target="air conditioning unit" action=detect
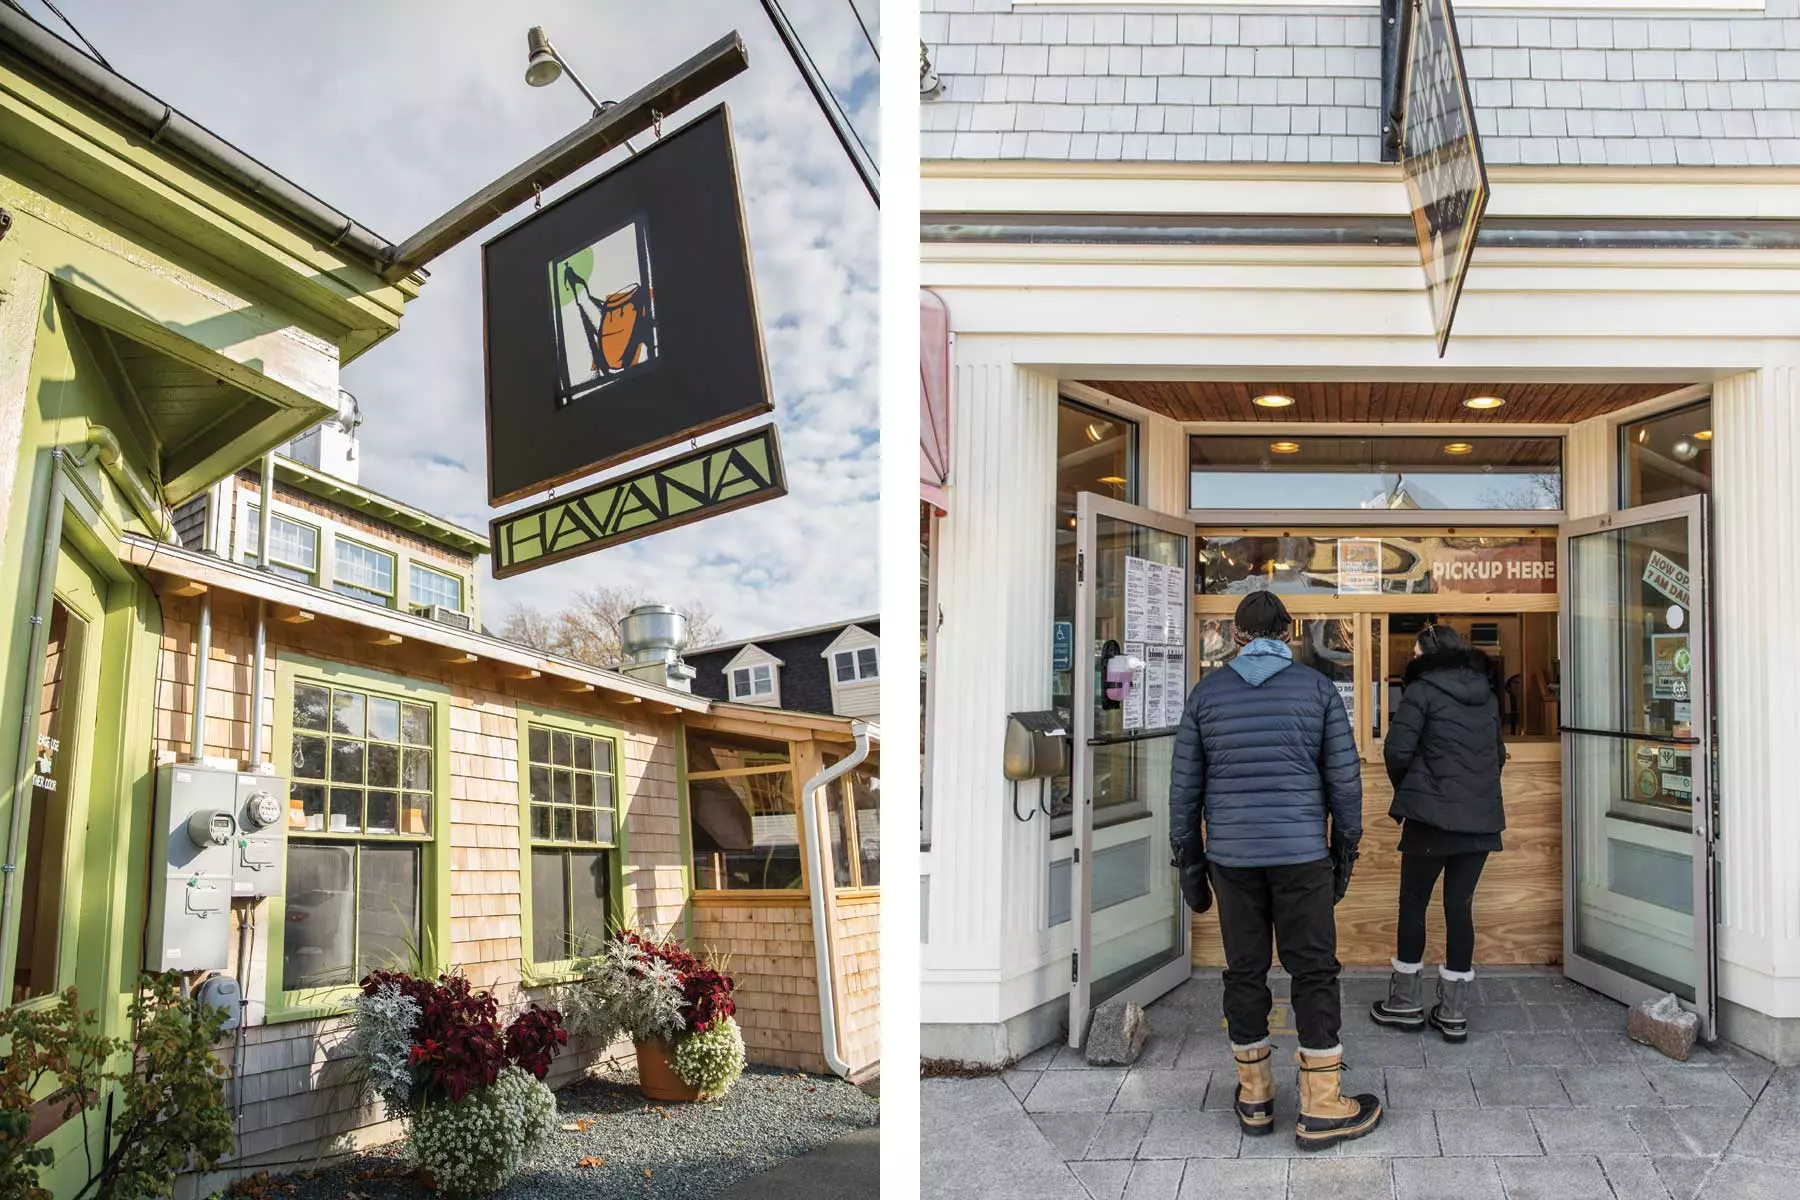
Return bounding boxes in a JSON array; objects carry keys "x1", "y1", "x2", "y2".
[{"x1": 423, "y1": 605, "x2": 472, "y2": 631}]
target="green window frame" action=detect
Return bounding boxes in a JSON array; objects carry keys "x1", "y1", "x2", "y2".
[
  {"x1": 408, "y1": 562, "x2": 464, "y2": 614},
  {"x1": 332, "y1": 536, "x2": 397, "y2": 607},
  {"x1": 516, "y1": 705, "x2": 626, "y2": 980},
  {"x1": 241, "y1": 503, "x2": 321, "y2": 586},
  {"x1": 268, "y1": 657, "x2": 451, "y2": 1020}
]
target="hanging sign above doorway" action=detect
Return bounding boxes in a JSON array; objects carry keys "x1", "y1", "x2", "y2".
[
  {"x1": 1399, "y1": 0, "x2": 1489, "y2": 357},
  {"x1": 489, "y1": 424, "x2": 787, "y2": 578},
  {"x1": 482, "y1": 105, "x2": 774, "y2": 507}
]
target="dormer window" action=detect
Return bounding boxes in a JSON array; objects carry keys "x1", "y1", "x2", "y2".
[
  {"x1": 731, "y1": 664, "x2": 774, "y2": 700},
  {"x1": 833, "y1": 647, "x2": 879, "y2": 682}
]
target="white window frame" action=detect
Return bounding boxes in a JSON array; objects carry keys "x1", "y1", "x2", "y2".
[
  {"x1": 240, "y1": 502, "x2": 322, "y2": 586},
  {"x1": 832, "y1": 647, "x2": 879, "y2": 683},
  {"x1": 333, "y1": 536, "x2": 398, "y2": 608},
  {"x1": 723, "y1": 644, "x2": 783, "y2": 707},
  {"x1": 821, "y1": 625, "x2": 881, "y2": 719},
  {"x1": 732, "y1": 664, "x2": 774, "y2": 699},
  {"x1": 408, "y1": 561, "x2": 465, "y2": 614}
]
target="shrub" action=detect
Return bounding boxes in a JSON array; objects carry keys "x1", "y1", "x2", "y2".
[
  {"x1": 1, "y1": 989, "x2": 112, "y2": 1200},
  {"x1": 353, "y1": 970, "x2": 567, "y2": 1109},
  {"x1": 560, "y1": 936, "x2": 686, "y2": 1047},
  {"x1": 673, "y1": 1017, "x2": 746, "y2": 1099},
  {"x1": 409, "y1": 1067, "x2": 557, "y2": 1199}
]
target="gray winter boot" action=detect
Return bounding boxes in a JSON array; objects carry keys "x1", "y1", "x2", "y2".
[
  {"x1": 1429, "y1": 968, "x2": 1474, "y2": 1043},
  {"x1": 1369, "y1": 960, "x2": 1426, "y2": 1030}
]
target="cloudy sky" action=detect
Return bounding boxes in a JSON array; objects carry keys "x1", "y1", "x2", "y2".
[{"x1": 38, "y1": 0, "x2": 879, "y2": 641}]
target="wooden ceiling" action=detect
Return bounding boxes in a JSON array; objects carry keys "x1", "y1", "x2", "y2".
[
  {"x1": 1190, "y1": 436, "x2": 1561, "y2": 470},
  {"x1": 1083, "y1": 381, "x2": 1686, "y2": 425}
]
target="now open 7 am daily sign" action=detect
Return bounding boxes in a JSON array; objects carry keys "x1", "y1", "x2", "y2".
[
  {"x1": 1400, "y1": 0, "x2": 1489, "y2": 357},
  {"x1": 490, "y1": 424, "x2": 787, "y2": 578},
  {"x1": 482, "y1": 104, "x2": 774, "y2": 506}
]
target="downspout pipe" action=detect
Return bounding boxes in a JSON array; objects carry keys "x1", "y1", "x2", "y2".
[
  {"x1": 85, "y1": 425, "x2": 173, "y2": 541},
  {"x1": 0, "y1": 8, "x2": 396, "y2": 270},
  {"x1": 0, "y1": 453, "x2": 66, "y2": 1001},
  {"x1": 799, "y1": 720, "x2": 874, "y2": 1080}
]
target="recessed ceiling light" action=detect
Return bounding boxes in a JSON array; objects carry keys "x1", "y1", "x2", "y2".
[
  {"x1": 1270, "y1": 441, "x2": 1301, "y2": 454},
  {"x1": 1084, "y1": 422, "x2": 1107, "y2": 443},
  {"x1": 1443, "y1": 442, "x2": 1474, "y2": 455},
  {"x1": 1695, "y1": 429, "x2": 1713, "y2": 441},
  {"x1": 1253, "y1": 394, "x2": 1296, "y2": 409},
  {"x1": 1463, "y1": 395, "x2": 1506, "y2": 410}
]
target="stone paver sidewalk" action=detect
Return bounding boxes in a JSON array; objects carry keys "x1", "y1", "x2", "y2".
[{"x1": 923, "y1": 971, "x2": 1794, "y2": 1200}]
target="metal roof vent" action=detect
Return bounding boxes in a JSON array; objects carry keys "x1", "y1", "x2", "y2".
[{"x1": 619, "y1": 604, "x2": 696, "y2": 693}]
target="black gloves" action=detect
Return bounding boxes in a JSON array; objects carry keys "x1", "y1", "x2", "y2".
[
  {"x1": 1328, "y1": 827, "x2": 1359, "y2": 904},
  {"x1": 1173, "y1": 841, "x2": 1212, "y2": 914}
]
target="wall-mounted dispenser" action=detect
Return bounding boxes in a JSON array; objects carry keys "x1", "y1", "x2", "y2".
[{"x1": 1004, "y1": 710, "x2": 1068, "y2": 782}]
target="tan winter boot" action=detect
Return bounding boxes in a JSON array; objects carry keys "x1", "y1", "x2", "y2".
[
  {"x1": 1294, "y1": 1047, "x2": 1383, "y2": 1150},
  {"x1": 1230, "y1": 1042, "x2": 1276, "y2": 1136}
]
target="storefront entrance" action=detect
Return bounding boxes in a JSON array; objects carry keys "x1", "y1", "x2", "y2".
[{"x1": 1561, "y1": 495, "x2": 1716, "y2": 1038}]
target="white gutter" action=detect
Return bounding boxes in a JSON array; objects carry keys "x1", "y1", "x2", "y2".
[{"x1": 799, "y1": 720, "x2": 875, "y2": 1079}]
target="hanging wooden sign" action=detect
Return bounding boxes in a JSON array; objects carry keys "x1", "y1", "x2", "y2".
[
  {"x1": 482, "y1": 105, "x2": 773, "y2": 505},
  {"x1": 490, "y1": 424, "x2": 787, "y2": 578}
]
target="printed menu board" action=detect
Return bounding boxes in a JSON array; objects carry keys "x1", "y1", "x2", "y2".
[{"x1": 1122, "y1": 556, "x2": 1188, "y2": 730}]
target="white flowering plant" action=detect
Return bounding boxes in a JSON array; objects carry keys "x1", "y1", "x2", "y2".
[
  {"x1": 560, "y1": 934, "x2": 687, "y2": 1047},
  {"x1": 348, "y1": 981, "x2": 422, "y2": 1118},
  {"x1": 408, "y1": 1066, "x2": 557, "y2": 1198},
  {"x1": 673, "y1": 1015, "x2": 746, "y2": 1099}
]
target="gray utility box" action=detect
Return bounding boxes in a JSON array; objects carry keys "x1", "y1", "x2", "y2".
[{"x1": 147, "y1": 764, "x2": 287, "y2": 972}]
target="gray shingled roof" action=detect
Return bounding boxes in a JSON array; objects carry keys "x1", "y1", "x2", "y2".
[{"x1": 922, "y1": 2, "x2": 1800, "y2": 167}]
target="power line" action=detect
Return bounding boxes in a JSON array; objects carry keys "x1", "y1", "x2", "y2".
[
  {"x1": 846, "y1": 0, "x2": 877, "y2": 62},
  {"x1": 13, "y1": 0, "x2": 110, "y2": 68}
]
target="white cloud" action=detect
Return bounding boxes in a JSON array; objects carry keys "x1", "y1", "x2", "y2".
[{"x1": 49, "y1": 0, "x2": 879, "y2": 640}]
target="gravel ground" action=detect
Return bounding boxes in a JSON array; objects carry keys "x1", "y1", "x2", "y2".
[{"x1": 261, "y1": 1065, "x2": 878, "y2": 1200}]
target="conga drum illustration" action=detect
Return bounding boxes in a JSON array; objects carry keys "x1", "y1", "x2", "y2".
[{"x1": 598, "y1": 283, "x2": 654, "y2": 374}]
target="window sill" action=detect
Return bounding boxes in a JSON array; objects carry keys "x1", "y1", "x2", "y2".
[
  {"x1": 266, "y1": 986, "x2": 358, "y2": 1025},
  {"x1": 521, "y1": 960, "x2": 589, "y2": 989},
  {"x1": 691, "y1": 889, "x2": 810, "y2": 906},
  {"x1": 834, "y1": 887, "x2": 881, "y2": 902}
]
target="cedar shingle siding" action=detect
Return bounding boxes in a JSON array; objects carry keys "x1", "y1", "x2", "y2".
[{"x1": 688, "y1": 621, "x2": 881, "y2": 716}]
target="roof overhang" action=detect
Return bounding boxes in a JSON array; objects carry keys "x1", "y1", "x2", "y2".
[
  {"x1": 271, "y1": 456, "x2": 489, "y2": 555},
  {"x1": 121, "y1": 536, "x2": 706, "y2": 712}
]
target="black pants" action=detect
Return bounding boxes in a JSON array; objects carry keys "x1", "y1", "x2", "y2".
[
  {"x1": 1210, "y1": 858, "x2": 1341, "y2": 1051},
  {"x1": 1397, "y1": 852, "x2": 1490, "y2": 973}
]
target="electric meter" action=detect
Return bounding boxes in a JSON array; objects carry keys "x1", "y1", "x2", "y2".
[{"x1": 244, "y1": 790, "x2": 282, "y2": 829}]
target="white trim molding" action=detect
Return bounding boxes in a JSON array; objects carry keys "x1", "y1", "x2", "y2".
[{"x1": 724, "y1": 644, "x2": 783, "y2": 708}]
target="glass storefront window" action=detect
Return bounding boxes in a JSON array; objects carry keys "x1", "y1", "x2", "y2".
[
  {"x1": 684, "y1": 729, "x2": 802, "y2": 891},
  {"x1": 1196, "y1": 533, "x2": 1557, "y2": 596},
  {"x1": 1052, "y1": 400, "x2": 1138, "y2": 829},
  {"x1": 1190, "y1": 435, "x2": 1563, "y2": 511},
  {"x1": 1621, "y1": 400, "x2": 1712, "y2": 508}
]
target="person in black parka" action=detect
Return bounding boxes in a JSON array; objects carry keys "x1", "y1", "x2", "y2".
[
  {"x1": 1369, "y1": 624, "x2": 1507, "y2": 1043},
  {"x1": 1170, "y1": 592, "x2": 1381, "y2": 1150}
]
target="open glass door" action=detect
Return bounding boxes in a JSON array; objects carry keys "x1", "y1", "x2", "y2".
[
  {"x1": 1069, "y1": 493, "x2": 1193, "y2": 1046},
  {"x1": 1560, "y1": 495, "x2": 1715, "y2": 1037}
]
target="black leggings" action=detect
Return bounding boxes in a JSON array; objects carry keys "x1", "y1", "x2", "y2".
[{"x1": 1397, "y1": 852, "x2": 1489, "y2": 973}]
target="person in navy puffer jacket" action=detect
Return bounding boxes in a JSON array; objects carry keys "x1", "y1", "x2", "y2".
[{"x1": 1169, "y1": 591, "x2": 1381, "y2": 1150}]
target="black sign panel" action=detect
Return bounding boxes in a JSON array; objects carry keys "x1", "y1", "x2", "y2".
[
  {"x1": 490, "y1": 424, "x2": 787, "y2": 578},
  {"x1": 1400, "y1": 0, "x2": 1489, "y2": 357},
  {"x1": 482, "y1": 105, "x2": 773, "y2": 505}
]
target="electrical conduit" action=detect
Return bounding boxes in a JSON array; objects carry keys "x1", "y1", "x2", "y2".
[{"x1": 798, "y1": 720, "x2": 874, "y2": 1080}]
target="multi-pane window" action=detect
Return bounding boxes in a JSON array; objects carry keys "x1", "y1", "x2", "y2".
[
  {"x1": 284, "y1": 681, "x2": 433, "y2": 991},
  {"x1": 334, "y1": 539, "x2": 396, "y2": 606},
  {"x1": 686, "y1": 729, "x2": 800, "y2": 890},
  {"x1": 526, "y1": 724, "x2": 618, "y2": 963},
  {"x1": 832, "y1": 646, "x2": 878, "y2": 682},
  {"x1": 242, "y1": 505, "x2": 320, "y2": 586},
  {"x1": 823, "y1": 763, "x2": 881, "y2": 889},
  {"x1": 730, "y1": 664, "x2": 774, "y2": 699},
  {"x1": 408, "y1": 563, "x2": 464, "y2": 614}
]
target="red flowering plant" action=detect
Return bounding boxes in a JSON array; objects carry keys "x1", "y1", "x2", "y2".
[{"x1": 351, "y1": 969, "x2": 568, "y2": 1110}]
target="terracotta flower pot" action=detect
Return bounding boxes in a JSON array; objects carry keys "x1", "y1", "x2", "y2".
[{"x1": 633, "y1": 1039, "x2": 702, "y2": 1103}]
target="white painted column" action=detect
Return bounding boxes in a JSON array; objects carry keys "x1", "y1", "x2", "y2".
[
  {"x1": 923, "y1": 352, "x2": 1060, "y2": 1023},
  {"x1": 1711, "y1": 368, "x2": 1800, "y2": 1021},
  {"x1": 1564, "y1": 415, "x2": 1613, "y2": 521}
]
